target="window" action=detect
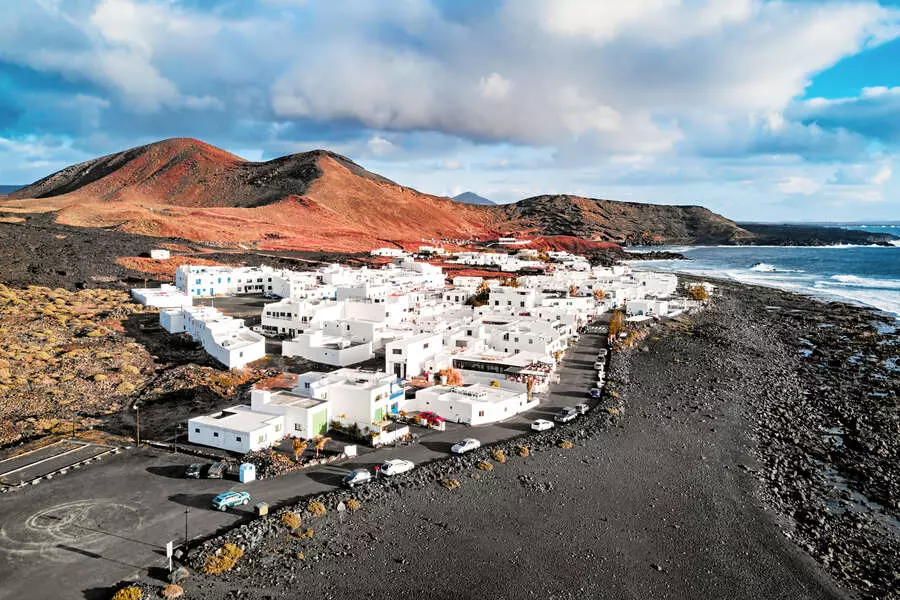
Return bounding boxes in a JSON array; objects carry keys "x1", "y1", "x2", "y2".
[
  {"x1": 194, "y1": 427, "x2": 200, "y2": 433},
  {"x1": 423, "y1": 342, "x2": 429, "y2": 349},
  {"x1": 236, "y1": 436, "x2": 242, "y2": 442},
  {"x1": 392, "y1": 349, "x2": 402, "y2": 355},
  {"x1": 478, "y1": 410, "x2": 484, "y2": 417},
  {"x1": 275, "y1": 424, "x2": 281, "y2": 432},
  {"x1": 294, "y1": 423, "x2": 302, "y2": 431},
  {"x1": 258, "y1": 434, "x2": 265, "y2": 443},
  {"x1": 213, "y1": 432, "x2": 219, "y2": 437},
  {"x1": 520, "y1": 302, "x2": 525, "y2": 307}
]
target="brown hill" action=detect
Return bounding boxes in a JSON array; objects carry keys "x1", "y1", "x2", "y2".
[
  {"x1": 495, "y1": 194, "x2": 755, "y2": 245},
  {"x1": 2, "y1": 138, "x2": 753, "y2": 251}
]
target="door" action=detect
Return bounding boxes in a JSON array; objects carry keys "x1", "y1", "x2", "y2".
[
  {"x1": 374, "y1": 407, "x2": 384, "y2": 423},
  {"x1": 311, "y1": 410, "x2": 328, "y2": 436}
]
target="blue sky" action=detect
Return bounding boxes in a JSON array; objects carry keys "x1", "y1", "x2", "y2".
[{"x1": 2, "y1": 0, "x2": 900, "y2": 222}]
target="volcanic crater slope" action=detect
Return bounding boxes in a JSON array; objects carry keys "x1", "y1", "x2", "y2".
[{"x1": 4, "y1": 137, "x2": 756, "y2": 251}]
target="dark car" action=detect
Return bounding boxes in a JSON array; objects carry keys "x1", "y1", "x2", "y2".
[
  {"x1": 184, "y1": 463, "x2": 204, "y2": 479},
  {"x1": 206, "y1": 462, "x2": 227, "y2": 479}
]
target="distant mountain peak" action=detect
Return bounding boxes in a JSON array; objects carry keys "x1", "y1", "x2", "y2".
[{"x1": 452, "y1": 191, "x2": 495, "y2": 205}]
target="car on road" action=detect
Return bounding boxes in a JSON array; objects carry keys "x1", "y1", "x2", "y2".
[
  {"x1": 206, "y1": 462, "x2": 227, "y2": 479},
  {"x1": 596, "y1": 379, "x2": 605, "y2": 388},
  {"x1": 379, "y1": 459, "x2": 415, "y2": 477},
  {"x1": 588, "y1": 387, "x2": 602, "y2": 399},
  {"x1": 597, "y1": 348, "x2": 608, "y2": 358},
  {"x1": 571, "y1": 333, "x2": 581, "y2": 343},
  {"x1": 554, "y1": 407, "x2": 578, "y2": 423},
  {"x1": 211, "y1": 491, "x2": 250, "y2": 511},
  {"x1": 416, "y1": 411, "x2": 445, "y2": 428},
  {"x1": 575, "y1": 403, "x2": 590, "y2": 414},
  {"x1": 531, "y1": 419, "x2": 555, "y2": 431},
  {"x1": 184, "y1": 463, "x2": 204, "y2": 479},
  {"x1": 451, "y1": 438, "x2": 481, "y2": 454},
  {"x1": 342, "y1": 469, "x2": 373, "y2": 488},
  {"x1": 593, "y1": 361, "x2": 606, "y2": 370}
]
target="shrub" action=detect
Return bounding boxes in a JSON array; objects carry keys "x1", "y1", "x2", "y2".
[
  {"x1": 93, "y1": 374, "x2": 108, "y2": 382},
  {"x1": 438, "y1": 368, "x2": 464, "y2": 386},
  {"x1": 558, "y1": 440, "x2": 575, "y2": 449},
  {"x1": 491, "y1": 449, "x2": 507, "y2": 464},
  {"x1": 296, "y1": 552, "x2": 305, "y2": 560},
  {"x1": 85, "y1": 329, "x2": 104, "y2": 338},
  {"x1": 280, "y1": 511, "x2": 301, "y2": 530},
  {"x1": 116, "y1": 382, "x2": 135, "y2": 395},
  {"x1": 441, "y1": 478, "x2": 461, "y2": 490},
  {"x1": 489, "y1": 380, "x2": 501, "y2": 387},
  {"x1": 122, "y1": 365, "x2": 140, "y2": 376},
  {"x1": 517, "y1": 445, "x2": 530, "y2": 457},
  {"x1": 687, "y1": 284, "x2": 710, "y2": 302},
  {"x1": 346, "y1": 498, "x2": 361, "y2": 512},
  {"x1": 476, "y1": 461, "x2": 493, "y2": 471},
  {"x1": 161, "y1": 584, "x2": 183, "y2": 600},
  {"x1": 307, "y1": 501, "x2": 326, "y2": 517},
  {"x1": 300, "y1": 527, "x2": 314, "y2": 538},
  {"x1": 606, "y1": 407, "x2": 620, "y2": 416},
  {"x1": 111, "y1": 586, "x2": 142, "y2": 600},
  {"x1": 202, "y1": 542, "x2": 244, "y2": 575}
]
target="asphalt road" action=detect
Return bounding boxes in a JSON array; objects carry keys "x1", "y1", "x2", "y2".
[{"x1": 0, "y1": 333, "x2": 608, "y2": 600}]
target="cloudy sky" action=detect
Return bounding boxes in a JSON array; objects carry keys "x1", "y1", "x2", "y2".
[{"x1": 2, "y1": 0, "x2": 900, "y2": 221}]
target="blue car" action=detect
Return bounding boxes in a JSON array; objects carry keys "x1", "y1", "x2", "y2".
[
  {"x1": 588, "y1": 387, "x2": 601, "y2": 399},
  {"x1": 212, "y1": 491, "x2": 251, "y2": 511}
]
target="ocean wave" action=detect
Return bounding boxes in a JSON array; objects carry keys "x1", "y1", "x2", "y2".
[
  {"x1": 750, "y1": 263, "x2": 776, "y2": 272},
  {"x1": 822, "y1": 275, "x2": 900, "y2": 290}
]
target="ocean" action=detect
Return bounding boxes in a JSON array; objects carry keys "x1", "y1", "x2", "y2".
[{"x1": 630, "y1": 225, "x2": 900, "y2": 317}]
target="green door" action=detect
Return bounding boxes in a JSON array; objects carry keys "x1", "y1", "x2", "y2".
[
  {"x1": 374, "y1": 407, "x2": 384, "y2": 423},
  {"x1": 311, "y1": 410, "x2": 328, "y2": 436}
]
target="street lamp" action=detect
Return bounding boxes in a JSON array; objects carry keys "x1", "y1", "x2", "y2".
[
  {"x1": 134, "y1": 402, "x2": 141, "y2": 447},
  {"x1": 70, "y1": 410, "x2": 78, "y2": 440},
  {"x1": 184, "y1": 508, "x2": 190, "y2": 548}
]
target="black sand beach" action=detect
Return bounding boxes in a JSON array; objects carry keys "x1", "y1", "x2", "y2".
[{"x1": 179, "y1": 282, "x2": 897, "y2": 600}]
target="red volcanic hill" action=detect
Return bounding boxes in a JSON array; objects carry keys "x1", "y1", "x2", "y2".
[{"x1": 3, "y1": 138, "x2": 753, "y2": 252}]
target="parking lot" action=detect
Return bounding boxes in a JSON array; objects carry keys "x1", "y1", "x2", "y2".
[
  {"x1": 0, "y1": 440, "x2": 120, "y2": 488},
  {"x1": 0, "y1": 331, "x2": 608, "y2": 600}
]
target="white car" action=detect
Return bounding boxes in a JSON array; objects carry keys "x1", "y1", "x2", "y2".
[
  {"x1": 451, "y1": 438, "x2": 481, "y2": 455},
  {"x1": 597, "y1": 348, "x2": 608, "y2": 358},
  {"x1": 593, "y1": 361, "x2": 605, "y2": 370},
  {"x1": 575, "y1": 403, "x2": 590, "y2": 415},
  {"x1": 531, "y1": 419, "x2": 555, "y2": 432},
  {"x1": 341, "y1": 469, "x2": 372, "y2": 488},
  {"x1": 379, "y1": 459, "x2": 415, "y2": 477}
]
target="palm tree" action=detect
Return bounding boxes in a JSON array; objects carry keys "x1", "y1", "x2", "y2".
[
  {"x1": 314, "y1": 436, "x2": 332, "y2": 458},
  {"x1": 292, "y1": 438, "x2": 308, "y2": 462}
]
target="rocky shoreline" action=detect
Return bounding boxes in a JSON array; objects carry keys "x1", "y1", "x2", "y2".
[{"x1": 148, "y1": 281, "x2": 897, "y2": 600}]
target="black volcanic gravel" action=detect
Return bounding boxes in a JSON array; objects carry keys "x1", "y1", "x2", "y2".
[{"x1": 171, "y1": 284, "x2": 897, "y2": 600}]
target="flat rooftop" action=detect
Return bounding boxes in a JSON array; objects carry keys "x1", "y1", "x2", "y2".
[
  {"x1": 190, "y1": 405, "x2": 280, "y2": 432},
  {"x1": 267, "y1": 390, "x2": 328, "y2": 410}
]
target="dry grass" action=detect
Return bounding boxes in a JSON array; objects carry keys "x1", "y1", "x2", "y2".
[
  {"x1": 0, "y1": 216, "x2": 25, "y2": 223},
  {"x1": 476, "y1": 461, "x2": 493, "y2": 471},
  {"x1": 160, "y1": 584, "x2": 184, "y2": 599},
  {"x1": 296, "y1": 552, "x2": 305, "y2": 560},
  {"x1": 202, "y1": 542, "x2": 244, "y2": 575},
  {"x1": 441, "y1": 478, "x2": 461, "y2": 490},
  {"x1": 307, "y1": 501, "x2": 326, "y2": 517},
  {"x1": 110, "y1": 586, "x2": 142, "y2": 600},
  {"x1": 279, "y1": 511, "x2": 301, "y2": 530},
  {"x1": 300, "y1": 527, "x2": 314, "y2": 539},
  {"x1": 346, "y1": 498, "x2": 361, "y2": 512},
  {"x1": 558, "y1": 440, "x2": 575, "y2": 449},
  {"x1": 491, "y1": 449, "x2": 507, "y2": 464},
  {"x1": 517, "y1": 445, "x2": 530, "y2": 457}
]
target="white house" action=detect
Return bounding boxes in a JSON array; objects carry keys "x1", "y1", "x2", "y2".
[
  {"x1": 160, "y1": 305, "x2": 266, "y2": 369},
  {"x1": 149, "y1": 248, "x2": 171, "y2": 260},
  {"x1": 188, "y1": 405, "x2": 284, "y2": 453},
  {"x1": 626, "y1": 299, "x2": 670, "y2": 317},
  {"x1": 131, "y1": 284, "x2": 192, "y2": 308},
  {"x1": 385, "y1": 332, "x2": 444, "y2": 379},
  {"x1": 250, "y1": 386, "x2": 331, "y2": 440},
  {"x1": 370, "y1": 247, "x2": 407, "y2": 257},
  {"x1": 408, "y1": 383, "x2": 535, "y2": 425},
  {"x1": 282, "y1": 330, "x2": 374, "y2": 366}
]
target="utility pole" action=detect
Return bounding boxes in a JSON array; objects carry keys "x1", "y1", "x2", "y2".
[
  {"x1": 184, "y1": 508, "x2": 190, "y2": 548},
  {"x1": 134, "y1": 403, "x2": 141, "y2": 446},
  {"x1": 71, "y1": 411, "x2": 77, "y2": 439}
]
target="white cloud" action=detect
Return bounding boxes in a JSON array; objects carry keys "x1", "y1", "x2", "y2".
[
  {"x1": 778, "y1": 176, "x2": 821, "y2": 196},
  {"x1": 477, "y1": 73, "x2": 511, "y2": 101},
  {"x1": 366, "y1": 136, "x2": 395, "y2": 156}
]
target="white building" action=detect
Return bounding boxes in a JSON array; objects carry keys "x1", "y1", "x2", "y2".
[
  {"x1": 131, "y1": 284, "x2": 192, "y2": 308},
  {"x1": 188, "y1": 405, "x2": 284, "y2": 453},
  {"x1": 149, "y1": 248, "x2": 171, "y2": 260},
  {"x1": 385, "y1": 332, "x2": 444, "y2": 379},
  {"x1": 282, "y1": 330, "x2": 374, "y2": 366},
  {"x1": 370, "y1": 247, "x2": 407, "y2": 257},
  {"x1": 160, "y1": 305, "x2": 266, "y2": 369},
  {"x1": 408, "y1": 383, "x2": 535, "y2": 425}
]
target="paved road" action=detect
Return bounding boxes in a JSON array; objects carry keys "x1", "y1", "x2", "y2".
[{"x1": 0, "y1": 333, "x2": 607, "y2": 600}]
